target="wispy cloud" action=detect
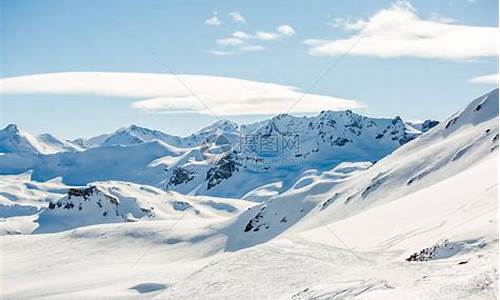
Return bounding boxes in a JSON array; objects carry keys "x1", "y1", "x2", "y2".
[
  {"x1": 254, "y1": 31, "x2": 280, "y2": 41},
  {"x1": 306, "y1": 1, "x2": 498, "y2": 60},
  {"x1": 207, "y1": 50, "x2": 237, "y2": 56},
  {"x1": 239, "y1": 45, "x2": 266, "y2": 52},
  {"x1": 210, "y1": 24, "x2": 295, "y2": 55},
  {"x1": 216, "y1": 38, "x2": 245, "y2": 46},
  {"x1": 232, "y1": 31, "x2": 252, "y2": 39},
  {"x1": 205, "y1": 11, "x2": 222, "y2": 26},
  {"x1": 469, "y1": 73, "x2": 498, "y2": 85},
  {"x1": 228, "y1": 11, "x2": 246, "y2": 24},
  {"x1": 0, "y1": 72, "x2": 363, "y2": 116}
]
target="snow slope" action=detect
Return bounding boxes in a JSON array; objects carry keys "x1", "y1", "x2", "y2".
[
  {"x1": 0, "y1": 140, "x2": 185, "y2": 185},
  {"x1": 0, "y1": 139, "x2": 495, "y2": 300},
  {"x1": 34, "y1": 181, "x2": 254, "y2": 234},
  {"x1": 154, "y1": 155, "x2": 497, "y2": 299},
  {"x1": 224, "y1": 88, "x2": 498, "y2": 249}
]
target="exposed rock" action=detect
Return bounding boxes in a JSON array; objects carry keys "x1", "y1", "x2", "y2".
[
  {"x1": 244, "y1": 206, "x2": 266, "y2": 232},
  {"x1": 168, "y1": 167, "x2": 194, "y2": 187},
  {"x1": 332, "y1": 137, "x2": 352, "y2": 147},
  {"x1": 206, "y1": 152, "x2": 240, "y2": 190}
]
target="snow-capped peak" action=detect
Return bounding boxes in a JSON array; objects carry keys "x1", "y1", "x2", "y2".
[
  {"x1": 100, "y1": 124, "x2": 183, "y2": 147},
  {"x1": 3, "y1": 124, "x2": 20, "y2": 134},
  {"x1": 0, "y1": 124, "x2": 80, "y2": 155}
]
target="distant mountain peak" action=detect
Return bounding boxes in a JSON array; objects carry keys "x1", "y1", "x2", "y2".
[
  {"x1": 0, "y1": 124, "x2": 80, "y2": 154},
  {"x1": 3, "y1": 124, "x2": 20, "y2": 133}
]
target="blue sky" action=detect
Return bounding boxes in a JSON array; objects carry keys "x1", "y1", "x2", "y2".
[{"x1": 0, "y1": 0, "x2": 498, "y2": 139}]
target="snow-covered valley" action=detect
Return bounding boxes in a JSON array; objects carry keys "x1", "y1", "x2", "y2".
[{"x1": 0, "y1": 89, "x2": 498, "y2": 299}]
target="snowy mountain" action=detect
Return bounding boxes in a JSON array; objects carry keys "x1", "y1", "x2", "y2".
[
  {"x1": 0, "y1": 139, "x2": 186, "y2": 185},
  {"x1": 157, "y1": 110, "x2": 424, "y2": 199},
  {"x1": 76, "y1": 121, "x2": 240, "y2": 149},
  {"x1": 0, "y1": 110, "x2": 427, "y2": 200},
  {"x1": 99, "y1": 125, "x2": 185, "y2": 147},
  {"x1": 0, "y1": 124, "x2": 82, "y2": 155},
  {"x1": 226, "y1": 88, "x2": 499, "y2": 249},
  {"x1": 0, "y1": 89, "x2": 497, "y2": 299},
  {"x1": 35, "y1": 182, "x2": 253, "y2": 234}
]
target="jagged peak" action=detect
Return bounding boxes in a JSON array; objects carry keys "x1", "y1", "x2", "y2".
[
  {"x1": 391, "y1": 116, "x2": 403, "y2": 124},
  {"x1": 272, "y1": 113, "x2": 293, "y2": 120},
  {"x1": 197, "y1": 119, "x2": 239, "y2": 134},
  {"x1": 127, "y1": 124, "x2": 143, "y2": 131},
  {"x1": 118, "y1": 124, "x2": 152, "y2": 133},
  {"x1": 318, "y1": 109, "x2": 361, "y2": 119},
  {"x1": 2, "y1": 124, "x2": 21, "y2": 134}
]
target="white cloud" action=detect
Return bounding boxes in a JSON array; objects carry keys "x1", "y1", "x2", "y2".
[
  {"x1": 255, "y1": 31, "x2": 280, "y2": 41},
  {"x1": 469, "y1": 73, "x2": 499, "y2": 85},
  {"x1": 307, "y1": 1, "x2": 498, "y2": 60},
  {"x1": 231, "y1": 27, "x2": 294, "y2": 41},
  {"x1": 0, "y1": 72, "x2": 363, "y2": 116},
  {"x1": 239, "y1": 45, "x2": 266, "y2": 52},
  {"x1": 277, "y1": 25, "x2": 295, "y2": 36},
  {"x1": 216, "y1": 38, "x2": 245, "y2": 46},
  {"x1": 205, "y1": 12, "x2": 222, "y2": 26},
  {"x1": 232, "y1": 31, "x2": 252, "y2": 39},
  {"x1": 228, "y1": 11, "x2": 246, "y2": 23},
  {"x1": 210, "y1": 23, "x2": 295, "y2": 55},
  {"x1": 207, "y1": 50, "x2": 237, "y2": 56},
  {"x1": 303, "y1": 39, "x2": 330, "y2": 46}
]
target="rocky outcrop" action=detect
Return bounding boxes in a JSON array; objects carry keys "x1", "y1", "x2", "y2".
[
  {"x1": 168, "y1": 167, "x2": 194, "y2": 187},
  {"x1": 206, "y1": 152, "x2": 240, "y2": 190}
]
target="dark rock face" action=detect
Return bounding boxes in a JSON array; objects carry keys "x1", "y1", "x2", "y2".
[
  {"x1": 421, "y1": 120, "x2": 439, "y2": 132},
  {"x1": 67, "y1": 186, "x2": 99, "y2": 200},
  {"x1": 206, "y1": 152, "x2": 240, "y2": 190},
  {"x1": 406, "y1": 239, "x2": 450, "y2": 262},
  {"x1": 172, "y1": 201, "x2": 192, "y2": 211},
  {"x1": 49, "y1": 186, "x2": 119, "y2": 211},
  {"x1": 445, "y1": 117, "x2": 458, "y2": 129},
  {"x1": 168, "y1": 167, "x2": 194, "y2": 187},
  {"x1": 391, "y1": 116, "x2": 403, "y2": 125},
  {"x1": 398, "y1": 134, "x2": 416, "y2": 145},
  {"x1": 244, "y1": 206, "x2": 267, "y2": 232},
  {"x1": 332, "y1": 137, "x2": 352, "y2": 147}
]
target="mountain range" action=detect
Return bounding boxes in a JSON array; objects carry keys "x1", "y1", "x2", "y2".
[
  {"x1": 0, "y1": 109, "x2": 437, "y2": 199},
  {"x1": 0, "y1": 88, "x2": 497, "y2": 299}
]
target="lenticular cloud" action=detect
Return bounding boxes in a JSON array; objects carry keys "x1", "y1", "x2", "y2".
[{"x1": 0, "y1": 72, "x2": 363, "y2": 115}]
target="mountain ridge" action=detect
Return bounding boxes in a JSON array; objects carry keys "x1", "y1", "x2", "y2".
[{"x1": 0, "y1": 108, "x2": 439, "y2": 199}]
